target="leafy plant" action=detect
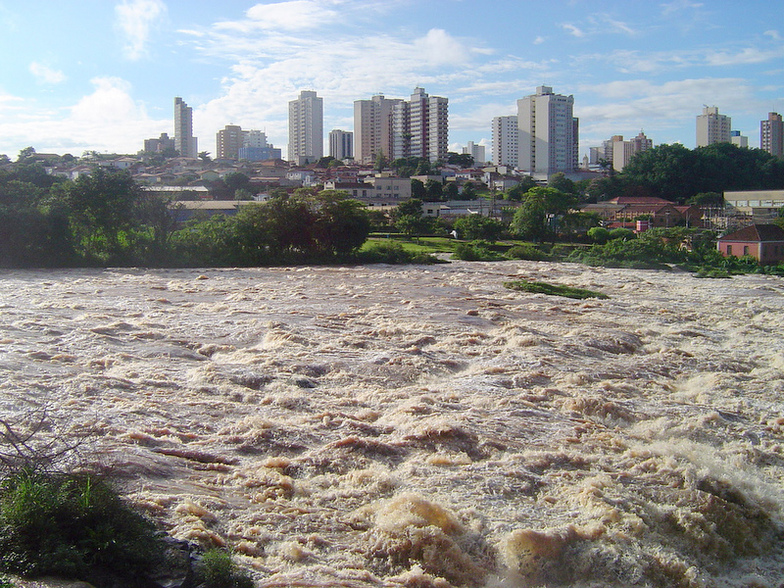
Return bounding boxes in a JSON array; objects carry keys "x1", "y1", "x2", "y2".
[
  {"x1": 504, "y1": 280, "x2": 609, "y2": 300},
  {"x1": 197, "y1": 549, "x2": 254, "y2": 588},
  {"x1": 452, "y1": 241, "x2": 504, "y2": 261},
  {"x1": 0, "y1": 470, "x2": 162, "y2": 580},
  {"x1": 506, "y1": 244, "x2": 550, "y2": 261}
]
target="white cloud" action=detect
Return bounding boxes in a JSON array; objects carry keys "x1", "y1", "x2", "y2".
[
  {"x1": 533, "y1": 36, "x2": 545, "y2": 45},
  {"x1": 764, "y1": 30, "x2": 781, "y2": 41},
  {"x1": 0, "y1": 77, "x2": 168, "y2": 155},
  {"x1": 562, "y1": 24, "x2": 585, "y2": 38},
  {"x1": 115, "y1": 0, "x2": 167, "y2": 60},
  {"x1": 239, "y1": 0, "x2": 341, "y2": 31},
  {"x1": 660, "y1": 0, "x2": 704, "y2": 16},
  {"x1": 29, "y1": 62, "x2": 66, "y2": 85}
]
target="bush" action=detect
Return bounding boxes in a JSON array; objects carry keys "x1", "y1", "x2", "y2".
[
  {"x1": 504, "y1": 279, "x2": 608, "y2": 299},
  {"x1": 506, "y1": 244, "x2": 550, "y2": 261},
  {"x1": 198, "y1": 549, "x2": 254, "y2": 588},
  {"x1": 358, "y1": 241, "x2": 441, "y2": 264},
  {"x1": 0, "y1": 470, "x2": 163, "y2": 582},
  {"x1": 452, "y1": 241, "x2": 504, "y2": 261}
]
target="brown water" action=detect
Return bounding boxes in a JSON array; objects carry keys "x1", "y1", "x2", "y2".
[{"x1": 1, "y1": 261, "x2": 783, "y2": 587}]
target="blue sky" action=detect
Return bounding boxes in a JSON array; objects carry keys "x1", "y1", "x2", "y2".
[{"x1": 1, "y1": 0, "x2": 782, "y2": 161}]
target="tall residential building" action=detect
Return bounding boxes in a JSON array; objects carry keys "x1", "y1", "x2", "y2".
[
  {"x1": 174, "y1": 97, "x2": 198, "y2": 158},
  {"x1": 517, "y1": 86, "x2": 578, "y2": 178},
  {"x1": 329, "y1": 129, "x2": 353, "y2": 160},
  {"x1": 696, "y1": 106, "x2": 731, "y2": 147},
  {"x1": 354, "y1": 95, "x2": 402, "y2": 165},
  {"x1": 463, "y1": 141, "x2": 486, "y2": 165},
  {"x1": 612, "y1": 131, "x2": 653, "y2": 172},
  {"x1": 491, "y1": 116, "x2": 519, "y2": 167},
  {"x1": 216, "y1": 125, "x2": 244, "y2": 160},
  {"x1": 288, "y1": 90, "x2": 323, "y2": 164},
  {"x1": 391, "y1": 87, "x2": 449, "y2": 162},
  {"x1": 761, "y1": 112, "x2": 784, "y2": 159}
]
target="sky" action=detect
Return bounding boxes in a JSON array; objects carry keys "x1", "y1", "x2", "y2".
[{"x1": 1, "y1": 0, "x2": 783, "y2": 162}]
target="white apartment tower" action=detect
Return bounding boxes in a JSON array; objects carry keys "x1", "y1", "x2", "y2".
[
  {"x1": 491, "y1": 115, "x2": 519, "y2": 167},
  {"x1": 463, "y1": 141, "x2": 486, "y2": 165},
  {"x1": 329, "y1": 129, "x2": 353, "y2": 160},
  {"x1": 696, "y1": 106, "x2": 731, "y2": 147},
  {"x1": 611, "y1": 131, "x2": 653, "y2": 172},
  {"x1": 761, "y1": 112, "x2": 784, "y2": 159},
  {"x1": 288, "y1": 90, "x2": 323, "y2": 164},
  {"x1": 391, "y1": 88, "x2": 449, "y2": 162},
  {"x1": 517, "y1": 86, "x2": 578, "y2": 178},
  {"x1": 174, "y1": 97, "x2": 198, "y2": 158},
  {"x1": 353, "y1": 95, "x2": 402, "y2": 165}
]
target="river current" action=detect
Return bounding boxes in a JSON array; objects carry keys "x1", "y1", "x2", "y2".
[{"x1": 1, "y1": 260, "x2": 783, "y2": 587}]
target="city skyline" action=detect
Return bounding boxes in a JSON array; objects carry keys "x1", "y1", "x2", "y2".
[{"x1": 1, "y1": 1, "x2": 783, "y2": 160}]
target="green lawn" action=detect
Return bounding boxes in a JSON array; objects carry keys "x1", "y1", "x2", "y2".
[{"x1": 363, "y1": 235, "x2": 458, "y2": 254}]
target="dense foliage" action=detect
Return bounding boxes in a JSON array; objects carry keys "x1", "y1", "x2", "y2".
[
  {"x1": 0, "y1": 470, "x2": 162, "y2": 582},
  {"x1": 614, "y1": 143, "x2": 784, "y2": 203},
  {"x1": 0, "y1": 167, "x2": 371, "y2": 268}
]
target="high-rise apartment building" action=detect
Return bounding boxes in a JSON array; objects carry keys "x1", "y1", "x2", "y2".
[
  {"x1": 288, "y1": 90, "x2": 323, "y2": 164},
  {"x1": 491, "y1": 116, "x2": 519, "y2": 167},
  {"x1": 517, "y1": 86, "x2": 578, "y2": 178},
  {"x1": 730, "y1": 130, "x2": 748, "y2": 148},
  {"x1": 612, "y1": 131, "x2": 653, "y2": 171},
  {"x1": 174, "y1": 97, "x2": 198, "y2": 158},
  {"x1": 329, "y1": 129, "x2": 353, "y2": 160},
  {"x1": 353, "y1": 95, "x2": 402, "y2": 165},
  {"x1": 462, "y1": 141, "x2": 485, "y2": 165},
  {"x1": 143, "y1": 132, "x2": 175, "y2": 154},
  {"x1": 696, "y1": 106, "x2": 731, "y2": 147},
  {"x1": 216, "y1": 125, "x2": 243, "y2": 160},
  {"x1": 761, "y1": 112, "x2": 783, "y2": 159},
  {"x1": 391, "y1": 88, "x2": 448, "y2": 162}
]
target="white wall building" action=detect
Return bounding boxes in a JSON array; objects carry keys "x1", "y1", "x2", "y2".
[
  {"x1": 329, "y1": 129, "x2": 353, "y2": 160},
  {"x1": 696, "y1": 106, "x2": 731, "y2": 147},
  {"x1": 288, "y1": 90, "x2": 324, "y2": 164},
  {"x1": 463, "y1": 141, "x2": 486, "y2": 165},
  {"x1": 516, "y1": 86, "x2": 578, "y2": 179},
  {"x1": 353, "y1": 95, "x2": 402, "y2": 165},
  {"x1": 174, "y1": 97, "x2": 198, "y2": 159},
  {"x1": 611, "y1": 131, "x2": 653, "y2": 172},
  {"x1": 391, "y1": 87, "x2": 448, "y2": 162},
  {"x1": 491, "y1": 115, "x2": 519, "y2": 167}
]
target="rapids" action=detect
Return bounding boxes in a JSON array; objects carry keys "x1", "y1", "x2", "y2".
[{"x1": 1, "y1": 260, "x2": 783, "y2": 587}]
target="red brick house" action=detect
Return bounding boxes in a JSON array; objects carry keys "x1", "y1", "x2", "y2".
[
  {"x1": 582, "y1": 196, "x2": 703, "y2": 229},
  {"x1": 717, "y1": 224, "x2": 784, "y2": 264}
]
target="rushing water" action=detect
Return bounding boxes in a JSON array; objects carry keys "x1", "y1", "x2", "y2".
[{"x1": 1, "y1": 261, "x2": 783, "y2": 587}]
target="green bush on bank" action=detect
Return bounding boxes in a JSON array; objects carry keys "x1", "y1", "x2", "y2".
[
  {"x1": 197, "y1": 549, "x2": 254, "y2": 588},
  {"x1": 0, "y1": 469, "x2": 163, "y2": 582}
]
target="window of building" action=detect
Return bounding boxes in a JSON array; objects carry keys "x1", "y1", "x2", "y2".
[
  {"x1": 727, "y1": 245, "x2": 733, "y2": 256},
  {"x1": 743, "y1": 245, "x2": 750, "y2": 256}
]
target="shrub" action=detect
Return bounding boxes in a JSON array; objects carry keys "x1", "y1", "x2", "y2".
[
  {"x1": 358, "y1": 241, "x2": 441, "y2": 264},
  {"x1": 0, "y1": 470, "x2": 163, "y2": 581},
  {"x1": 198, "y1": 549, "x2": 254, "y2": 588},
  {"x1": 504, "y1": 280, "x2": 609, "y2": 300},
  {"x1": 506, "y1": 244, "x2": 550, "y2": 261},
  {"x1": 452, "y1": 241, "x2": 504, "y2": 261}
]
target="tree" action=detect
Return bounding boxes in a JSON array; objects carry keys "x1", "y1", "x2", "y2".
[
  {"x1": 391, "y1": 198, "x2": 424, "y2": 221},
  {"x1": 375, "y1": 151, "x2": 388, "y2": 172},
  {"x1": 411, "y1": 178, "x2": 426, "y2": 200},
  {"x1": 198, "y1": 151, "x2": 212, "y2": 162},
  {"x1": 444, "y1": 182, "x2": 459, "y2": 200},
  {"x1": 510, "y1": 187, "x2": 578, "y2": 242},
  {"x1": 311, "y1": 191, "x2": 371, "y2": 255},
  {"x1": 447, "y1": 152, "x2": 474, "y2": 168},
  {"x1": 548, "y1": 172, "x2": 575, "y2": 194},
  {"x1": 17, "y1": 146, "x2": 36, "y2": 162},
  {"x1": 688, "y1": 192, "x2": 724, "y2": 207},
  {"x1": 453, "y1": 215, "x2": 505, "y2": 242},
  {"x1": 424, "y1": 179, "x2": 443, "y2": 201}
]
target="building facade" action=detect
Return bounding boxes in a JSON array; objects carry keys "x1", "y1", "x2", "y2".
[
  {"x1": 696, "y1": 106, "x2": 731, "y2": 147},
  {"x1": 216, "y1": 125, "x2": 243, "y2": 160},
  {"x1": 516, "y1": 86, "x2": 579, "y2": 178},
  {"x1": 143, "y1": 132, "x2": 175, "y2": 154},
  {"x1": 353, "y1": 95, "x2": 402, "y2": 165},
  {"x1": 761, "y1": 112, "x2": 783, "y2": 159},
  {"x1": 288, "y1": 90, "x2": 323, "y2": 164},
  {"x1": 329, "y1": 129, "x2": 353, "y2": 160},
  {"x1": 491, "y1": 116, "x2": 519, "y2": 167},
  {"x1": 463, "y1": 141, "x2": 486, "y2": 165},
  {"x1": 391, "y1": 88, "x2": 449, "y2": 162},
  {"x1": 612, "y1": 131, "x2": 653, "y2": 172},
  {"x1": 174, "y1": 97, "x2": 198, "y2": 159}
]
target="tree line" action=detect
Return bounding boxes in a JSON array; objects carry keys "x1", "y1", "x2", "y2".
[{"x1": 0, "y1": 165, "x2": 371, "y2": 268}]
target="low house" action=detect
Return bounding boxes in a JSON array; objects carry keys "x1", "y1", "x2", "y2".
[
  {"x1": 717, "y1": 224, "x2": 784, "y2": 264},
  {"x1": 582, "y1": 196, "x2": 701, "y2": 229}
]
